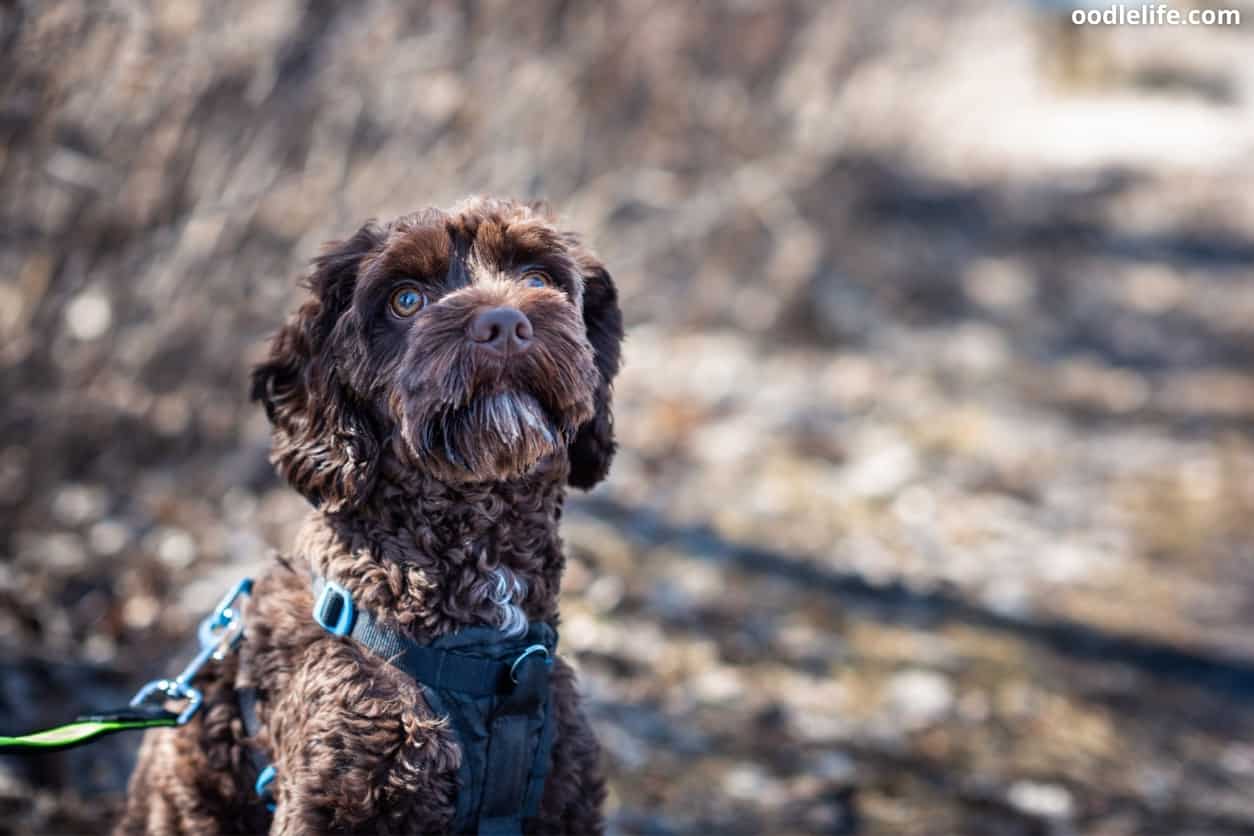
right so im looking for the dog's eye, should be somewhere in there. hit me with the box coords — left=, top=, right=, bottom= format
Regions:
left=521, top=270, right=550, bottom=289
left=389, top=285, right=427, bottom=317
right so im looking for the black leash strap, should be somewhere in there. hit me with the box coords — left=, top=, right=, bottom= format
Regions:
left=0, top=705, right=179, bottom=753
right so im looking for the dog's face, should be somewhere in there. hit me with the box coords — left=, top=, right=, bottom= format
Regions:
left=252, top=198, right=623, bottom=511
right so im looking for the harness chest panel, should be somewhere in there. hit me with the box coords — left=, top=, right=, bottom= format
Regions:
left=307, top=578, right=558, bottom=836
left=419, top=624, right=557, bottom=834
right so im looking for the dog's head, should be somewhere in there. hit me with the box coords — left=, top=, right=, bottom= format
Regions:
left=251, top=198, right=623, bottom=512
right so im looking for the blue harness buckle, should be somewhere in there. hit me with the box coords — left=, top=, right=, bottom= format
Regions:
left=313, top=580, right=356, bottom=637
left=254, top=764, right=277, bottom=812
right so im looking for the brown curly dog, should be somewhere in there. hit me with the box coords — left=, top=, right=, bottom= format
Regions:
left=116, top=197, right=621, bottom=835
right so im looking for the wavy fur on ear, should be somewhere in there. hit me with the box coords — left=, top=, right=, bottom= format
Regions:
left=250, top=224, right=387, bottom=512
left=565, top=245, right=623, bottom=490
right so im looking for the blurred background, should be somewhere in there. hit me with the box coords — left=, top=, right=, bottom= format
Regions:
left=2, top=1, right=1254, bottom=833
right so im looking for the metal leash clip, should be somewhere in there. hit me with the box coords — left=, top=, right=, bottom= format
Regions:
left=129, top=578, right=254, bottom=725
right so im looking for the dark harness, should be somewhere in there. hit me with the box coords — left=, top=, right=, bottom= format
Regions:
left=0, top=575, right=554, bottom=834
left=243, top=578, right=557, bottom=836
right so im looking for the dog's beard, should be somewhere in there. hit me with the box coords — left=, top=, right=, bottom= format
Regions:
left=422, top=390, right=564, bottom=480
left=398, top=340, right=599, bottom=481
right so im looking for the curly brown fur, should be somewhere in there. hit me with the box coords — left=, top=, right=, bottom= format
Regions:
left=118, top=198, right=620, bottom=835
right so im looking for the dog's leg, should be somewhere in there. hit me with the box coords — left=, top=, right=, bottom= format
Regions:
left=535, top=657, right=607, bottom=836
left=116, top=729, right=221, bottom=836
left=266, top=636, right=462, bottom=835
left=115, top=660, right=266, bottom=836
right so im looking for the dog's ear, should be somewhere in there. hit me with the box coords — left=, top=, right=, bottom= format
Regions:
left=251, top=224, right=386, bottom=512
left=566, top=245, right=624, bottom=489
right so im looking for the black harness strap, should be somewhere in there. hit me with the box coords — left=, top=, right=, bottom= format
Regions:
left=237, top=687, right=266, bottom=770
left=314, top=577, right=521, bottom=696
left=479, top=649, right=549, bottom=836
left=237, top=686, right=276, bottom=810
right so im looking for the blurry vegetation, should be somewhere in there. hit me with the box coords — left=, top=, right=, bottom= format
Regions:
left=2, top=1, right=1254, bottom=834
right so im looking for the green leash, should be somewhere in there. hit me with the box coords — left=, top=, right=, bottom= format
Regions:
left=0, top=706, right=179, bottom=752
left=0, top=579, right=253, bottom=755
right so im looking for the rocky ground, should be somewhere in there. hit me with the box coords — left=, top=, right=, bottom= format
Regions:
left=2, top=2, right=1253, bottom=834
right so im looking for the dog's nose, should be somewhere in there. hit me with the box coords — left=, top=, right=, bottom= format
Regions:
left=468, top=306, right=533, bottom=355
